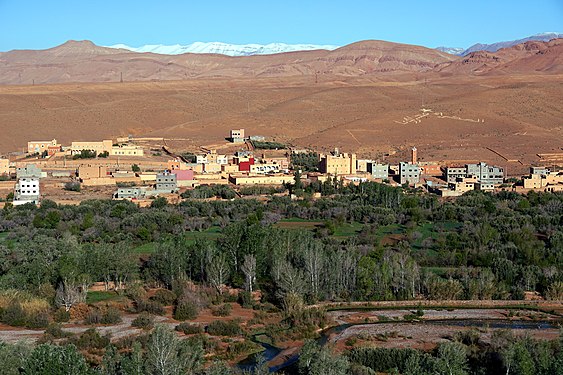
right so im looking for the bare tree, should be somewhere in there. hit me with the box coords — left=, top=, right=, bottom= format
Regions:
left=55, top=281, right=82, bottom=312
left=207, top=253, right=230, bottom=293
left=241, top=254, right=257, bottom=293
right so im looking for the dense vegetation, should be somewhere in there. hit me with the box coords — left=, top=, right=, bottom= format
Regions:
left=0, top=182, right=561, bottom=373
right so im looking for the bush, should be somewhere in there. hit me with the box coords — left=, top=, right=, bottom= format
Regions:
left=135, top=299, right=165, bottom=315
left=1, top=302, right=27, bottom=327
left=207, top=319, right=242, bottom=336
left=101, top=307, right=122, bottom=324
left=211, top=303, right=232, bottom=317
left=53, top=308, right=71, bottom=323
left=175, top=322, right=204, bottom=335
left=72, top=328, right=110, bottom=350
left=27, top=310, right=50, bottom=329
left=174, top=301, right=199, bottom=321
left=64, top=182, right=81, bottom=192
left=84, top=309, right=102, bottom=325
left=44, top=323, right=71, bottom=339
left=151, top=289, right=177, bottom=305
left=238, top=291, right=253, bottom=308
left=132, top=312, right=154, bottom=330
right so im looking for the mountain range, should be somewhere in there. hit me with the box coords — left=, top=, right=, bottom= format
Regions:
left=0, top=36, right=561, bottom=85
left=107, top=41, right=338, bottom=56
left=105, top=33, right=562, bottom=57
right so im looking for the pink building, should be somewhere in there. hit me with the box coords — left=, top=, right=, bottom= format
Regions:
left=171, top=170, right=194, bottom=181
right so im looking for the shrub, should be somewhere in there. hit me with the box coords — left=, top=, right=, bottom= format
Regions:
left=211, top=303, right=232, bottom=317
left=1, top=302, right=27, bottom=327
left=174, top=301, right=198, bottom=321
left=175, top=322, right=204, bottom=335
left=72, top=328, right=110, bottom=350
left=46, top=323, right=69, bottom=338
left=27, top=310, right=50, bottom=329
left=151, top=289, right=176, bottom=305
left=207, top=319, right=242, bottom=336
left=135, top=299, right=165, bottom=315
left=101, top=307, right=122, bottom=324
left=53, top=308, right=71, bottom=323
left=64, top=182, right=81, bottom=192
left=84, top=309, right=102, bottom=325
left=238, top=291, right=253, bottom=308
left=132, top=312, right=154, bottom=330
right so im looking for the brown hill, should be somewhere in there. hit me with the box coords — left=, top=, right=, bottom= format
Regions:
left=436, top=39, right=563, bottom=75
left=0, top=40, right=456, bottom=84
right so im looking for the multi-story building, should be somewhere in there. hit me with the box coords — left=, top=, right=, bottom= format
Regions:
left=230, top=129, right=246, bottom=143
left=13, top=177, right=40, bottom=206
left=71, top=140, right=113, bottom=155
left=399, top=162, right=420, bottom=185
left=445, top=163, right=504, bottom=185
left=319, top=149, right=357, bottom=175
left=530, top=166, right=550, bottom=176
left=445, top=167, right=468, bottom=183
left=466, top=162, right=504, bottom=185
left=155, top=171, right=178, bottom=193
left=367, top=162, right=389, bottom=180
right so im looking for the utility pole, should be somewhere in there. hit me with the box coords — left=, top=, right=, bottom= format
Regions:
left=120, top=72, right=123, bottom=83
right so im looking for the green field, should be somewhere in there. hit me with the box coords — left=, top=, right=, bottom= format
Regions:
left=86, top=290, right=122, bottom=304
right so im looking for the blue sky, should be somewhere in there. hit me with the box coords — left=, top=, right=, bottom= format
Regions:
left=0, top=0, right=561, bottom=51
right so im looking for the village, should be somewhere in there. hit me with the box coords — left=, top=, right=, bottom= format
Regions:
left=0, top=128, right=562, bottom=207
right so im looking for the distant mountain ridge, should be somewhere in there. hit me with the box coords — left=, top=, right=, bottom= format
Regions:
left=107, top=41, right=338, bottom=56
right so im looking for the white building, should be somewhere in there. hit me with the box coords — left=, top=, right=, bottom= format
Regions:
left=13, top=177, right=40, bottom=206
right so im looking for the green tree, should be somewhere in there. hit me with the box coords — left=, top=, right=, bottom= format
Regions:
left=23, top=344, right=90, bottom=375
left=146, top=325, right=203, bottom=375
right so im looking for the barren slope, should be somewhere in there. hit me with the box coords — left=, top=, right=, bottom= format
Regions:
left=0, top=73, right=561, bottom=175
left=0, top=40, right=455, bottom=84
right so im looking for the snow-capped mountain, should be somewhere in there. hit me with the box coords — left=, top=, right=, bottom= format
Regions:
left=108, top=42, right=338, bottom=56
left=435, top=46, right=464, bottom=55
left=460, top=32, right=563, bottom=55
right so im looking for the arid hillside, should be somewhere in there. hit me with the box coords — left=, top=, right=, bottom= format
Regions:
left=0, top=40, right=455, bottom=85
left=436, top=39, right=563, bottom=75
left=0, top=73, right=561, bottom=172
left=0, top=39, right=561, bottom=172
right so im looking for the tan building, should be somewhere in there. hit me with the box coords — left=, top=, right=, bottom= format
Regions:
left=319, top=149, right=357, bottom=175
left=229, top=174, right=294, bottom=185
left=78, top=165, right=108, bottom=180
left=110, top=145, right=144, bottom=156
left=230, top=129, right=245, bottom=143
left=71, top=140, right=113, bottom=155
left=27, top=139, right=59, bottom=155
left=523, top=171, right=563, bottom=189
left=0, top=159, right=9, bottom=175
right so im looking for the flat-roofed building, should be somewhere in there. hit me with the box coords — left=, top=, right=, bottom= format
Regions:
left=110, top=145, right=144, bottom=156
left=229, top=174, right=294, bottom=185
left=156, top=171, right=178, bottom=193
left=367, top=162, right=389, bottom=180
left=78, top=165, right=108, bottom=180
left=71, top=140, right=113, bottom=155
left=319, top=149, right=356, bottom=175
left=0, top=159, right=9, bottom=176
left=250, top=163, right=281, bottom=174
left=16, top=164, right=45, bottom=179
left=230, top=129, right=246, bottom=143
left=466, top=162, right=504, bottom=185
left=399, top=162, right=420, bottom=185
left=13, top=177, right=40, bottom=206
left=445, top=167, right=467, bottom=183
left=27, top=139, right=59, bottom=155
